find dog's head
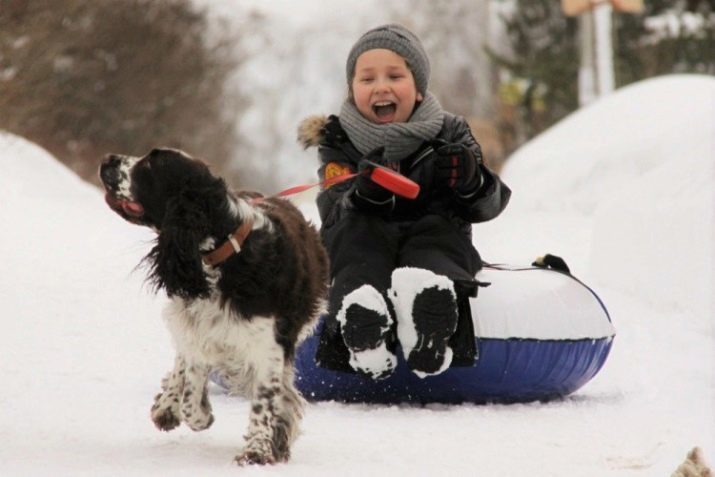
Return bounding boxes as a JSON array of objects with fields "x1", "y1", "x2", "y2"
[
  {"x1": 99, "y1": 148, "x2": 221, "y2": 229},
  {"x1": 99, "y1": 148, "x2": 228, "y2": 298}
]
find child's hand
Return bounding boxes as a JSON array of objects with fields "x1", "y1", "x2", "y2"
[
  {"x1": 357, "y1": 147, "x2": 387, "y2": 171},
  {"x1": 354, "y1": 148, "x2": 393, "y2": 206},
  {"x1": 355, "y1": 170, "x2": 392, "y2": 203},
  {"x1": 353, "y1": 147, "x2": 420, "y2": 203},
  {"x1": 434, "y1": 142, "x2": 483, "y2": 194}
]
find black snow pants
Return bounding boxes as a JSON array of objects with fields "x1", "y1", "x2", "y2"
[{"x1": 316, "y1": 211, "x2": 481, "y2": 372}]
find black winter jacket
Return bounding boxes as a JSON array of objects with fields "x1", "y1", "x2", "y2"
[
  {"x1": 313, "y1": 113, "x2": 511, "y2": 232},
  {"x1": 298, "y1": 112, "x2": 511, "y2": 372}
]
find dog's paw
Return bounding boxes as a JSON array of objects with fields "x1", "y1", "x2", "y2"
[
  {"x1": 150, "y1": 403, "x2": 181, "y2": 432},
  {"x1": 272, "y1": 447, "x2": 291, "y2": 464},
  {"x1": 182, "y1": 409, "x2": 215, "y2": 432},
  {"x1": 235, "y1": 440, "x2": 276, "y2": 466},
  {"x1": 151, "y1": 391, "x2": 181, "y2": 431},
  {"x1": 234, "y1": 450, "x2": 276, "y2": 466}
]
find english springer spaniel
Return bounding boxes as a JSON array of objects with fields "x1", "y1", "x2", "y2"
[{"x1": 99, "y1": 148, "x2": 328, "y2": 465}]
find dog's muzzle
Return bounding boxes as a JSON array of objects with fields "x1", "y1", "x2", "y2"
[
  {"x1": 103, "y1": 193, "x2": 145, "y2": 218},
  {"x1": 100, "y1": 155, "x2": 145, "y2": 218}
]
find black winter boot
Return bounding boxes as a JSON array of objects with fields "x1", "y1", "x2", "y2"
[
  {"x1": 389, "y1": 268, "x2": 458, "y2": 378},
  {"x1": 406, "y1": 286, "x2": 458, "y2": 376},
  {"x1": 341, "y1": 303, "x2": 390, "y2": 351},
  {"x1": 337, "y1": 285, "x2": 397, "y2": 380}
]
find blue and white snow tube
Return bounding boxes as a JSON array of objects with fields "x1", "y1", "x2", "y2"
[{"x1": 294, "y1": 265, "x2": 615, "y2": 404}]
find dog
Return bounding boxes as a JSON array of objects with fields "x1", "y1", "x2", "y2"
[{"x1": 99, "y1": 148, "x2": 329, "y2": 465}]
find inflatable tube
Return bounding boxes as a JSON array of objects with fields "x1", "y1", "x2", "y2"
[{"x1": 293, "y1": 265, "x2": 615, "y2": 404}]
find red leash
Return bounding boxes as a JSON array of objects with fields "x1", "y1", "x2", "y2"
[
  {"x1": 272, "y1": 172, "x2": 359, "y2": 198},
  {"x1": 214, "y1": 169, "x2": 415, "y2": 265},
  {"x1": 259, "y1": 165, "x2": 420, "y2": 202},
  {"x1": 249, "y1": 172, "x2": 358, "y2": 205}
]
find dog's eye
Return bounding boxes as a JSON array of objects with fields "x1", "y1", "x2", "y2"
[
  {"x1": 132, "y1": 160, "x2": 155, "y2": 189},
  {"x1": 135, "y1": 158, "x2": 152, "y2": 171}
]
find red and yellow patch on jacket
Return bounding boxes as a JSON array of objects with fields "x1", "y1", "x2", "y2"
[{"x1": 323, "y1": 162, "x2": 353, "y2": 188}]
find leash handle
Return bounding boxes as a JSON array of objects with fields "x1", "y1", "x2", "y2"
[{"x1": 368, "y1": 165, "x2": 420, "y2": 199}]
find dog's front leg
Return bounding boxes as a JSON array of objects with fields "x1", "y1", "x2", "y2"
[
  {"x1": 274, "y1": 365, "x2": 305, "y2": 461},
  {"x1": 179, "y1": 361, "x2": 214, "y2": 432},
  {"x1": 150, "y1": 355, "x2": 186, "y2": 431},
  {"x1": 235, "y1": 319, "x2": 288, "y2": 465},
  {"x1": 235, "y1": 371, "x2": 283, "y2": 465}
]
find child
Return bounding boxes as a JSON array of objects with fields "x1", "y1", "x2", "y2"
[{"x1": 298, "y1": 24, "x2": 511, "y2": 380}]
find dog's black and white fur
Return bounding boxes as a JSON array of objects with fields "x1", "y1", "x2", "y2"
[{"x1": 99, "y1": 148, "x2": 329, "y2": 465}]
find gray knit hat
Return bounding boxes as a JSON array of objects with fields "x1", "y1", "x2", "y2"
[{"x1": 346, "y1": 24, "x2": 430, "y2": 95}]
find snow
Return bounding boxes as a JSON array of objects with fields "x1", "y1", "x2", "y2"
[
  {"x1": 488, "y1": 75, "x2": 715, "y2": 315},
  {"x1": 1, "y1": 74, "x2": 713, "y2": 475}
]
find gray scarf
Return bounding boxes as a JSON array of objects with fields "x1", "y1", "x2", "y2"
[{"x1": 339, "y1": 91, "x2": 444, "y2": 162}]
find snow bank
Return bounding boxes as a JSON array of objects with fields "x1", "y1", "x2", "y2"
[
  {"x1": 502, "y1": 75, "x2": 714, "y2": 216},
  {"x1": 0, "y1": 132, "x2": 95, "y2": 199},
  {"x1": 500, "y1": 75, "x2": 715, "y2": 313},
  {"x1": 0, "y1": 132, "x2": 154, "y2": 275}
]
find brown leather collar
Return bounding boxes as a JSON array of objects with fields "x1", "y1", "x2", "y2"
[{"x1": 201, "y1": 220, "x2": 253, "y2": 267}]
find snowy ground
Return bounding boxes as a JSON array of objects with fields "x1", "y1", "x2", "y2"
[{"x1": 1, "y1": 75, "x2": 713, "y2": 476}]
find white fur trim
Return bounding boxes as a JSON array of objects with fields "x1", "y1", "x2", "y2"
[{"x1": 297, "y1": 114, "x2": 328, "y2": 149}]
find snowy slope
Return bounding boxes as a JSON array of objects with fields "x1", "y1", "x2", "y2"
[{"x1": 0, "y1": 75, "x2": 713, "y2": 476}]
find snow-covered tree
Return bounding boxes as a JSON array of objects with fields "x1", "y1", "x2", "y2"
[
  {"x1": 491, "y1": 0, "x2": 715, "y2": 147},
  {"x1": 616, "y1": 0, "x2": 715, "y2": 82}
]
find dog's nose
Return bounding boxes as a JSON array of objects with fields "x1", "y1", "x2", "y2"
[{"x1": 100, "y1": 154, "x2": 122, "y2": 187}]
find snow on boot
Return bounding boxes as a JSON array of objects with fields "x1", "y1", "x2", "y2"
[
  {"x1": 336, "y1": 285, "x2": 397, "y2": 380},
  {"x1": 389, "y1": 268, "x2": 458, "y2": 378}
]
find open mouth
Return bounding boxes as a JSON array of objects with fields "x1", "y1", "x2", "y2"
[
  {"x1": 104, "y1": 192, "x2": 145, "y2": 219},
  {"x1": 372, "y1": 101, "x2": 397, "y2": 122}
]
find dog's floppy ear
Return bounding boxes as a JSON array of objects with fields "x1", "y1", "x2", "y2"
[{"x1": 146, "y1": 190, "x2": 211, "y2": 299}]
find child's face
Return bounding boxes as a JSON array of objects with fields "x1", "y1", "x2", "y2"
[{"x1": 351, "y1": 49, "x2": 423, "y2": 124}]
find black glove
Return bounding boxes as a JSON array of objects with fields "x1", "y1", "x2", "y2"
[
  {"x1": 352, "y1": 147, "x2": 394, "y2": 211},
  {"x1": 434, "y1": 142, "x2": 483, "y2": 195}
]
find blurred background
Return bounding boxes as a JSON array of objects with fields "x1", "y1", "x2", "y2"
[{"x1": 1, "y1": 0, "x2": 713, "y2": 191}]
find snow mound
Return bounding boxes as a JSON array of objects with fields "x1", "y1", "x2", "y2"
[
  {"x1": 0, "y1": 132, "x2": 96, "y2": 201},
  {"x1": 502, "y1": 74, "x2": 715, "y2": 216},
  {"x1": 499, "y1": 74, "x2": 715, "y2": 314},
  {"x1": 0, "y1": 130, "x2": 157, "y2": 315},
  {"x1": 0, "y1": 131, "x2": 152, "y2": 255}
]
